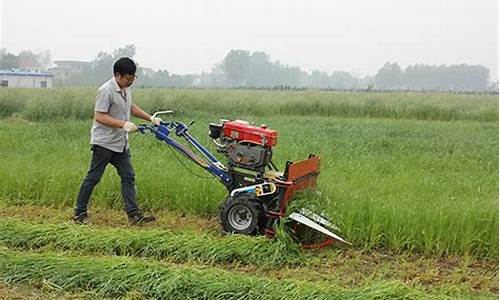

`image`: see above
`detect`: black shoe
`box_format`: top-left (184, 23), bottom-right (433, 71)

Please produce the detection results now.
top-left (128, 211), bottom-right (156, 225)
top-left (72, 212), bottom-right (88, 224)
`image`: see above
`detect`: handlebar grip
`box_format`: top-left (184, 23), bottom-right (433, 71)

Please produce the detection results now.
top-left (137, 124), bottom-right (151, 133)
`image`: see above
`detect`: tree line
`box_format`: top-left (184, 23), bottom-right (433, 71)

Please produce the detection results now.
top-left (374, 62), bottom-right (495, 92)
top-left (0, 49), bottom-right (52, 70)
top-left (1, 45), bottom-right (497, 92)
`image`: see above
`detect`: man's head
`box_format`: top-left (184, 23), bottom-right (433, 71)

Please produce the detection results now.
top-left (114, 57), bottom-right (137, 88)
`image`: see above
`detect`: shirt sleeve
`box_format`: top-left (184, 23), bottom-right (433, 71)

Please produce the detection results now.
top-left (94, 88), bottom-right (113, 113)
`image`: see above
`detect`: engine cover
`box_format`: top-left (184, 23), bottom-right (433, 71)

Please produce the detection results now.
top-left (227, 142), bottom-right (272, 171)
top-left (223, 121), bottom-right (277, 148)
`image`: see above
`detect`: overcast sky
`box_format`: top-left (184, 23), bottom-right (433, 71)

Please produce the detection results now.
top-left (1, 0), bottom-right (498, 80)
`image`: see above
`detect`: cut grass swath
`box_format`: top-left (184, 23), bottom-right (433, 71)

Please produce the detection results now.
top-left (0, 218), bottom-right (304, 266)
top-left (0, 248), bottom-right (441, 300)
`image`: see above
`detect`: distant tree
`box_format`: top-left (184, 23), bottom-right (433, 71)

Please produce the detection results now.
top-left (152, 69), bottom-right (170, 87)
top-left (331, 71), bottom-right (358, 89)
top-left (37, 50), bottom-right (52, 69)
top-left (247, 51), bottom-right (272, 87)
top-left (445, 64), bottom-right (489, 91)
top-left (489, 80), bottom-right (499, 92)
top-left (17, 51), bottom-right (41, 69)
top-left (35, 44), bottom-right (494, 91)
top-left (400, 63), bottom-right (490, 92)
top-left (113, 44), bottom-right (136, 59)
top-left (0, 49), bottom-right (53, 70)
top-left (0, 49), bottom-right (19, 69)
top-left (402, 64), bottom-right (436, 90)
top-left (83, 44), bottom-right (138, 85)
top-left (208, 64), bottom-right (229, 87)
top-left (308, 70), bottom-right (331, 88)
top-left (168, 74), bottom-right (194, 87)
top-left (360, 76), bottom-right (375, 90)
top-left (374, 62), bottom-right (403, 90)
top-left (86, 51), bottom-right (113, 84)
top-left (220, 50), bottom-right (251, 86)
top-left (280, 65), bottom-right (304, 87)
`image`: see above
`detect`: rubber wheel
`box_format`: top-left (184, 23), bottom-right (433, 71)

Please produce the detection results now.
top-left (218, 194), bottom-right (263, 235)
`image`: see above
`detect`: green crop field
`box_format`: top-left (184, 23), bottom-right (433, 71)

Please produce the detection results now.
top-left (0, 88), bottom-right (498, 299)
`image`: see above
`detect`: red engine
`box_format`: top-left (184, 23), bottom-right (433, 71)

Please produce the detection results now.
top-left (209, 120), bottom-right (277, 173)
top-left (222, 121), bottom-right (278, 148)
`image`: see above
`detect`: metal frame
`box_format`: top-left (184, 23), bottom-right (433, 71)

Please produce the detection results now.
top-left (139, 121), bottom-right (233, 188)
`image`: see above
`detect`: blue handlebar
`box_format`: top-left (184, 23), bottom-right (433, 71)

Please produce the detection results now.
top-left (138, 122), bottom-right (233, 188)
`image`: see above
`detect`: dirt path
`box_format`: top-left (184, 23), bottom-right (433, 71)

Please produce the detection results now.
top-left (0, 282), bottom-right (88, 300)
top-left (0, 203), bottom-right (219, 233)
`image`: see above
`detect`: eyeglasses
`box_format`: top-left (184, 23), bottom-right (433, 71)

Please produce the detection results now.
top-left (123, 75), bottom-right (137, 81)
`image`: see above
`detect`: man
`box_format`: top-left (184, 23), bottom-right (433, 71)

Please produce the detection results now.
top-left (73, 57), bottom-right (161, 225)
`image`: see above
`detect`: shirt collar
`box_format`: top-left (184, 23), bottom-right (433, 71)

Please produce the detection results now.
top-left (112, 77), bottom-right (127, 93)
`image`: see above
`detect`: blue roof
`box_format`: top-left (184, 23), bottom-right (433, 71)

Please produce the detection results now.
top-left (0, 70), bottom-right (54, 77)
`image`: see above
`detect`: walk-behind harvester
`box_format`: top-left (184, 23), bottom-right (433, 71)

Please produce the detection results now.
top-left (138, 111), bottom-right (349, 248)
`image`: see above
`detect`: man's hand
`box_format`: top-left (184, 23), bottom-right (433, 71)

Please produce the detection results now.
top-left (150, 116), bottom-right (162, 126)
top-left (122, 121), bottom-right (138, 133)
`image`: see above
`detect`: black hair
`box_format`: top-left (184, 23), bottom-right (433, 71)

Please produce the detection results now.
top-left (113, 57), bottom-right (136, 76)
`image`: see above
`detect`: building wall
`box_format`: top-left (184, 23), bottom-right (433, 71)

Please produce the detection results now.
top-left (53, 61), bottom-right (90, 85)
top-left (0, 74), bottom-right (53, 88)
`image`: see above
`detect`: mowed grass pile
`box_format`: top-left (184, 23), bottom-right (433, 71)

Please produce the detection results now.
top-left (0, 248), bottom-right (445, 300)
top-left (0, 88), bottom-right (497, 258)
top-left (0, 218), bottom-right (302, 266)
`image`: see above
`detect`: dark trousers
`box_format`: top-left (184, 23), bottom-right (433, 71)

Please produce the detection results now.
top-left (75, 145), bottom-right (139, 216)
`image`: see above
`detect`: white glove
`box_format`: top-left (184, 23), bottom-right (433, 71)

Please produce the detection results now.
top-left (150, 116), bottom-right (162, 126)
top-left (122, 121), bottom-right (138, 133)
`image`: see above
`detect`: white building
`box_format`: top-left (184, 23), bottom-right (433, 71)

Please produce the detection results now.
top-left (0, 70), bottom-right (54, 88)
top-left (52, 60), bottom-right (90, 85)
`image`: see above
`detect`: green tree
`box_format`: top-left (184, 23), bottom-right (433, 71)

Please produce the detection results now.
top-left (374, 62), bottom-right (403, 90)
top-left (83, 44), bottom-right (137, 85)
top-left (0, 49), bottom-right (19, 69)
top-left (220, 50), bottom-right (251, 86)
